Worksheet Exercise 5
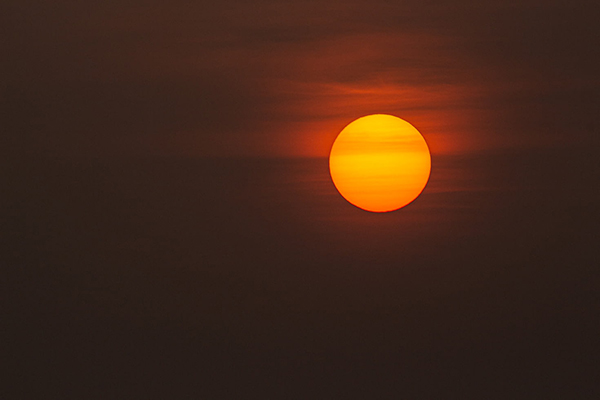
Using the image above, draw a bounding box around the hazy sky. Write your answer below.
[5,0,598,157]
[4,1,600,398]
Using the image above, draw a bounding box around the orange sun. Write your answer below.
[329,114,431,212]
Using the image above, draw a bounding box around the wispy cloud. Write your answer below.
[4,0,598,157]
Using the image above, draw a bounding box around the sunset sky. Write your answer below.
[6,0,598,157]
[4,0,599,398]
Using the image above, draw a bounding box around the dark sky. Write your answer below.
[3,1,599,398]
[5,0,598,157]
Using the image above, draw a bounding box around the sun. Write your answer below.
[329,114,431,212]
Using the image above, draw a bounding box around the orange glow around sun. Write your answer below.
[329,114,431,212]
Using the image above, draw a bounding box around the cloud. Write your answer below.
[4,0,598,157]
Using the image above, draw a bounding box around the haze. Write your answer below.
[3,0,598,398]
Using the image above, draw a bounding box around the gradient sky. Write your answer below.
[5,0,598,157]
[4,1,599,398]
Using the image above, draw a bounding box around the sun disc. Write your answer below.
[329,114,431,212]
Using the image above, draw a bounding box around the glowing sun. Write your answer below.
[329,114,431,212]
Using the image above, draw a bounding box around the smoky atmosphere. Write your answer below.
[3,0,599,398]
